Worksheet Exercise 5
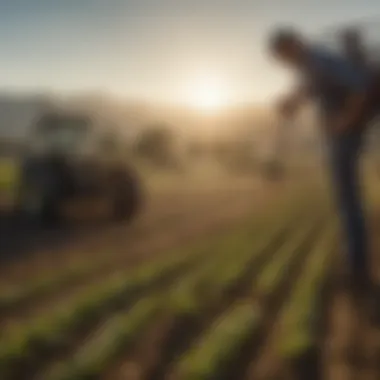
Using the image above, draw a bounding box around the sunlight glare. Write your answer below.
[186,76,229,111]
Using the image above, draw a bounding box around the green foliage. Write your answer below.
[277,225,337,357]
[43,297,162,380]
[176,304,261,379]
[255,219,318,294]
[0,184,332,380]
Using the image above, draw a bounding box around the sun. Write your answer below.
[186,76,229,111]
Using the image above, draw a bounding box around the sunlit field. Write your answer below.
[1,154,380,380]
[2,1,380,379]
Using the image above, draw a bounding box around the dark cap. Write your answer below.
[268,27,302,52]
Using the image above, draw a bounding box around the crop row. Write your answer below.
[171,223,331,380]
[276,223,337,379]
[0,242,209,379]
[0,193,317,379]
[36,209,326,380]
[143,213,325,380]
[0,185,316,313]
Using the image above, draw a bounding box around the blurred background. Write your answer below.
[0,0,352,191]
[2,2,380,380]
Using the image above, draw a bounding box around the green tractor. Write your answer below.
[0,111,143,226]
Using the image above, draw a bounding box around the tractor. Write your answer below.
[0,111,143,226]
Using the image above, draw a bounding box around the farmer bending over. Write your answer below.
[268,27,375,300]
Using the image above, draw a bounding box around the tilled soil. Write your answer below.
[0,182,275,284]
[245,212,380,380]
[101,217,325,380]
[98,212,380,380]
[4,179,369,380]
[321,211,380,380]
[1,186,280,328]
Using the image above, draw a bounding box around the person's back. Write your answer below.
[341,29,368,69]
[340,28,380,115]
[294,43,372,133]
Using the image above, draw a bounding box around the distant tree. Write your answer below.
[135,124,178,168]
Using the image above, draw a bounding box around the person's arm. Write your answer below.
[277,83,311,119]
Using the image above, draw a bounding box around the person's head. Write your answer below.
[341,27,366,65]
[268,27,307,67]
[342,28,362,51]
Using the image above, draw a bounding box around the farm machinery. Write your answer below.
[0,110,143,225]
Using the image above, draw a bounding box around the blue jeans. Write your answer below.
[327,130,368,279]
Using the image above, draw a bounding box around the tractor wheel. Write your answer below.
[112,169,143,223]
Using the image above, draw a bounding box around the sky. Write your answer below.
[1,0,380,107]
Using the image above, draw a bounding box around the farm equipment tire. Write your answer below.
[16,167,64,227]
[111,168,143,223]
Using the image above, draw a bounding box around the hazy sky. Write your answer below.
[1,0,380,106]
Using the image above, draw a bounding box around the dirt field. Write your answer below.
[0,177,281,281]
[0,175,379,380]
[0,180,281,329]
